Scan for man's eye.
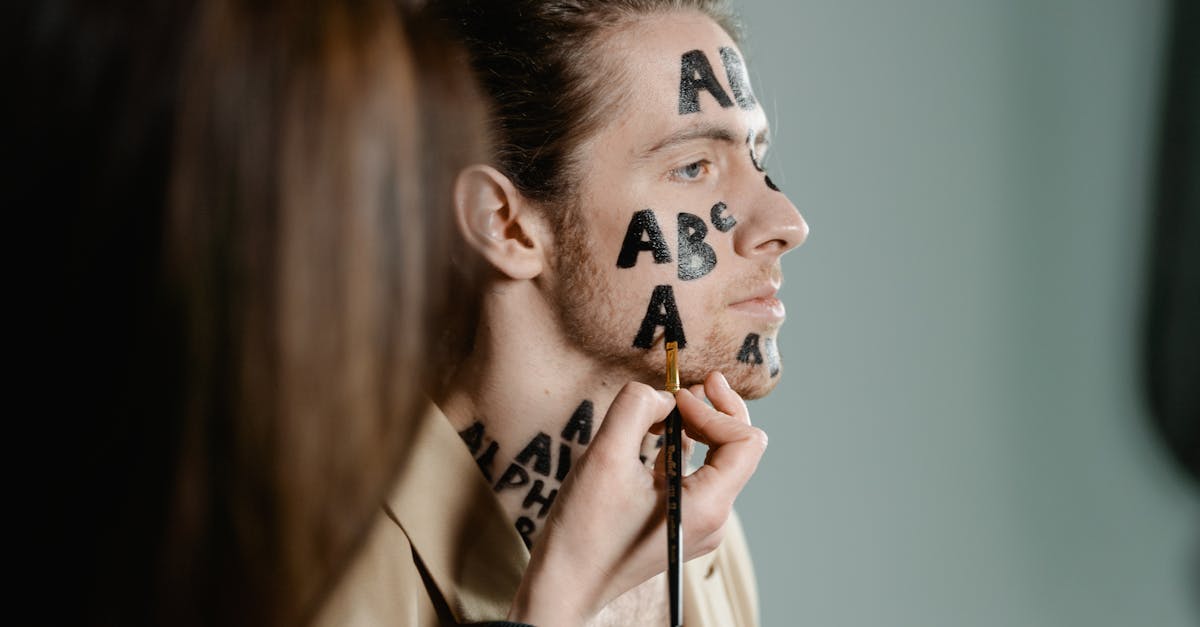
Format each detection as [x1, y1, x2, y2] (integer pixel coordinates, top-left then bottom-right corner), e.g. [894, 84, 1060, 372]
[671, 160, 710, 181]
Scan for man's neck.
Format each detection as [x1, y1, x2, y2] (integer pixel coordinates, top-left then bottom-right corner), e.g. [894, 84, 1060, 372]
[438, 281, 654, 548]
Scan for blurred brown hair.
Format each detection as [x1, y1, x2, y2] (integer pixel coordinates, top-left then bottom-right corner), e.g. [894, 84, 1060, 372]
[18, 0, 484, 624]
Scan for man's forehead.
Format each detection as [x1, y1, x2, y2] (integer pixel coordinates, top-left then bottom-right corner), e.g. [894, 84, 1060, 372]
[607, 15, 742, 104]
[597, 12, 767, 154]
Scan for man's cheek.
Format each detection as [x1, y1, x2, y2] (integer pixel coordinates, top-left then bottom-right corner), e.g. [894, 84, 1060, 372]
[632, 284, 686, 349]
[615, 207, 722, 281]
[677, 212, 716, 281]
[615, 208, 672, 269]
[615, 201, 739, 350]
[711, 201, 737, 232]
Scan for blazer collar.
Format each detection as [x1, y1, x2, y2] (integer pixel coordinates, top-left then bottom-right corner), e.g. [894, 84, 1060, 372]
[384, 403, 530, 623]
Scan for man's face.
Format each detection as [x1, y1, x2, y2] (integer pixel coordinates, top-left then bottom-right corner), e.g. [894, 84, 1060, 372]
[547, 11, 808, 399]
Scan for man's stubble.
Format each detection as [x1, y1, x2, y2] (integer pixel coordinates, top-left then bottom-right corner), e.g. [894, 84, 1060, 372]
[548, 200, 780, 400]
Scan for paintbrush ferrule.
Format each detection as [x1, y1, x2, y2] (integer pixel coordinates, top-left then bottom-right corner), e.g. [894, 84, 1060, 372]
[665, 341, 680, 392]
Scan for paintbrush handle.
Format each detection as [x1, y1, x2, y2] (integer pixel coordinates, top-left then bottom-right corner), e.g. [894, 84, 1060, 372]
[665, 405, 683, 626]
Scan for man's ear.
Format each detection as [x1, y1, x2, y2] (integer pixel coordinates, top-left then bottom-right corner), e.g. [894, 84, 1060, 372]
[453, 165, 547, 280]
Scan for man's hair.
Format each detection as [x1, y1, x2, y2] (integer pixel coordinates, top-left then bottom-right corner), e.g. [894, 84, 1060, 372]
[434, 0, 741, 227]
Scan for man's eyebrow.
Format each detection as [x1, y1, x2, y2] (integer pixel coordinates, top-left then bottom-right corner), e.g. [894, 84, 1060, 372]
[637, 124, 741, 159]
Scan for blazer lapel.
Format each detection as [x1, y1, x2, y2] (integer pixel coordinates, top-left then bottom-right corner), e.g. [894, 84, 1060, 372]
[385, 404, 530, 623]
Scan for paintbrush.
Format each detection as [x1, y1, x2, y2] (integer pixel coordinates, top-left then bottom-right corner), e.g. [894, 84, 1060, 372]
[664, 341, 683, 627]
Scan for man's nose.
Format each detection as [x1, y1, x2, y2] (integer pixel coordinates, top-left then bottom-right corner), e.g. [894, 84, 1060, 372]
[731, 180, 809, 259]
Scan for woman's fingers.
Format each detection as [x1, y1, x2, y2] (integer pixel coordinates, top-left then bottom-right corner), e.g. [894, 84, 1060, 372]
[588, 381, 675, 461]
[685, 525, 728, 560]
[674, 387, 767, 522]
[516, 376, 765, 626]
[702, 372, 750, 425]
[650, 428, 695, 481]
[674, 387, 759, 451]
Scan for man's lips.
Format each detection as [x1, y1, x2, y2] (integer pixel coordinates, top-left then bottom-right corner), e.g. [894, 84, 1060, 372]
[728, 288, 786, 321]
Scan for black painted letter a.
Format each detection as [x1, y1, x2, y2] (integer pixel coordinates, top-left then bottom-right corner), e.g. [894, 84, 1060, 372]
[633, 285, 687, 349]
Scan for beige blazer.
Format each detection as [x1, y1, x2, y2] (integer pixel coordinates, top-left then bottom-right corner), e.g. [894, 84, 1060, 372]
[316, 404, 759, 626]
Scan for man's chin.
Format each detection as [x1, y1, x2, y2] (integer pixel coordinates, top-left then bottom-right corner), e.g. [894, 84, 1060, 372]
[726, 365, 781, 401]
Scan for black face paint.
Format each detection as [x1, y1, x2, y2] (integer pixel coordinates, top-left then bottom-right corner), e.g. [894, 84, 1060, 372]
[747, 129, 781, 192]
[764, 336, 781, 377]
[677, 212, 716, 281]
[475, 442, 498, 482]
[678, 49, 733, 114]
[710, 201, 737, 232]
[639, 435, 666, 464]
[749, 145, 765, 173]
[515, 431, 553, 477]
[737, 333, 764, 364]
[555, 443, 572, 481]
[522, 479, 558, 519]
[617, 209, 672, 268]
[515, 517, 535, 549]
[719, 47, 757, 110]
[494, 401, 608, 549]
[633, 285, 687, 349]
[494, 462, 531, 492]
[459, 421, 485, 454]
[561, 400, 594, 445]
[459, 421, 499, 481]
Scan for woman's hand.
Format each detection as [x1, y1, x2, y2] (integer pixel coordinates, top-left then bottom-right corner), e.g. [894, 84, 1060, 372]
[507, 371, 767, 627]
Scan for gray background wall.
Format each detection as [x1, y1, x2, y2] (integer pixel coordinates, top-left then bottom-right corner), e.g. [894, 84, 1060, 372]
[731, 1, 1199, 625]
